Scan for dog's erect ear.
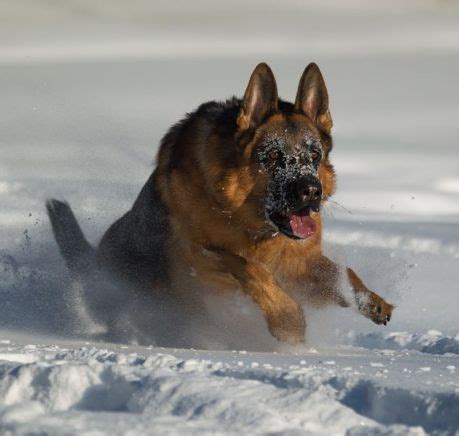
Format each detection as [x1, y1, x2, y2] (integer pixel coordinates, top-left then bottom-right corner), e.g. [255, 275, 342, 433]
[237, 63, 278, 131]
[295, 63, 333, 134]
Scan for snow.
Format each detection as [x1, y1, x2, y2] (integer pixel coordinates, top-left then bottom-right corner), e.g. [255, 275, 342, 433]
[0, 0, 458, 434]
[0, 336, 457, 435]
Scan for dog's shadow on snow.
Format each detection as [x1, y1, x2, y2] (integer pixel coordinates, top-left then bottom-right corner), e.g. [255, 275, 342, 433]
[0, 245, 79, 338]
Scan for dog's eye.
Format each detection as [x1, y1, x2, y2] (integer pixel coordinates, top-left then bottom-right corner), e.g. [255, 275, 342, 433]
[269, 150, 280, 161]
[311, 151, 321, 162]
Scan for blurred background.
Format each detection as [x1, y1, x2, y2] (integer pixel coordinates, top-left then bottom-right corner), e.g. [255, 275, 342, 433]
[0, 0, 458, 345]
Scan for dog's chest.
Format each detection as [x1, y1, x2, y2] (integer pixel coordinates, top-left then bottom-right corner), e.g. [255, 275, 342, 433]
[250, 238, 319, 284]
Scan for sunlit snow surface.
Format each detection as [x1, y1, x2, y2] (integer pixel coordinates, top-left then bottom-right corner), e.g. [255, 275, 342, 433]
[0, 1, 458, 434]
[0, 334, 457, 435]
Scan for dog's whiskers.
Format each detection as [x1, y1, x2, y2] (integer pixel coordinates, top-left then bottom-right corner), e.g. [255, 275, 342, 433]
[327, 199, 353, 215]
[322, 203, 334, 218]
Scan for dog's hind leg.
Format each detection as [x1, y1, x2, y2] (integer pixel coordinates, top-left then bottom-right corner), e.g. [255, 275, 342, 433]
[46, 199, 95, 275]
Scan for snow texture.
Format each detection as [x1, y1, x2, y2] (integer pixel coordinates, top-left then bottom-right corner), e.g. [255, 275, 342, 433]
[0, 337, 457, 435]
[0, 0, 458, 434]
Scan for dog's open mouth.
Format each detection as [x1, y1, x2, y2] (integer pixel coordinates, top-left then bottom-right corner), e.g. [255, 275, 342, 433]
[270, 206, 319, 240]
[288, 208, 317, 239]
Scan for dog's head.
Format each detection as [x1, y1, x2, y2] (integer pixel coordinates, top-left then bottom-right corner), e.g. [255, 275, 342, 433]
[236, 63, 335, 240]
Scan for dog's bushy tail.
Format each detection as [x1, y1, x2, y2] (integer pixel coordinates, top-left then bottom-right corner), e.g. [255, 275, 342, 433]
[46, 199, 95, 273]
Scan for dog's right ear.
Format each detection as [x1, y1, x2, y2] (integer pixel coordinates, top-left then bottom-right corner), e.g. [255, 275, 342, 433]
[237, 63, 278, 131]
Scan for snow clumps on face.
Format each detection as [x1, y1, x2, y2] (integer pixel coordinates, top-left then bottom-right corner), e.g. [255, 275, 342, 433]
[257, 131, 323, 215]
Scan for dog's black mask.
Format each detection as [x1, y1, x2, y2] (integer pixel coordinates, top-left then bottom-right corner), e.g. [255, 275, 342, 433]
[257, 131, 323, 239]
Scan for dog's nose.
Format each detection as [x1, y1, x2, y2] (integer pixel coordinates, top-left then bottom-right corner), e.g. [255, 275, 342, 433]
[298, 180, 322, 202]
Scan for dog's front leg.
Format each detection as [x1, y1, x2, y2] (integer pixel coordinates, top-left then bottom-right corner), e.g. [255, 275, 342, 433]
[346, 267, 394, 325]
[203, 248, 305, 344]
[310, 256, 394, 325]
[243, 261, 306, 344]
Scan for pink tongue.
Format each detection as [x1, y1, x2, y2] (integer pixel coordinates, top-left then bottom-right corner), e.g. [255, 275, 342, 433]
[289, 213, 317, 238]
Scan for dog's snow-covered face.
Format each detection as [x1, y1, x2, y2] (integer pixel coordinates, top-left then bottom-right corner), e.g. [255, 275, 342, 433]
[255, 120, 326, 239]
[236, 63, 335, 239]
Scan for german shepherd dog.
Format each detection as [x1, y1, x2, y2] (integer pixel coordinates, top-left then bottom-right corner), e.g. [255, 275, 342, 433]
[47, 63, 393, 345]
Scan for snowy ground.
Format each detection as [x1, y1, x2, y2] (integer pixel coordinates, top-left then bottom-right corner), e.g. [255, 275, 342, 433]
[0, 333, 457, 435]
[0, 1, 458, 434]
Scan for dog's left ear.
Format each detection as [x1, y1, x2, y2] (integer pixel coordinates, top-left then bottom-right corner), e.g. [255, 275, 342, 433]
[237, 63, 278, 131]
[295, 63, 333, 134]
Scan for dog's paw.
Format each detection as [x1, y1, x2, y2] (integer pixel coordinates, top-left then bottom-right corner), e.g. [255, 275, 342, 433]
[270, 325, 305, 345]
[268, 308, 305, 345]
[358, 292, 394, 326]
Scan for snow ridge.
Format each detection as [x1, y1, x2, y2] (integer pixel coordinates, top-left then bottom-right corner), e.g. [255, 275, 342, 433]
[0, 343, 457, 435]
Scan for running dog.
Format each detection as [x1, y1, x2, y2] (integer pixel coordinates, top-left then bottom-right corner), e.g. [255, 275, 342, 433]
[47, 63, 394, 344]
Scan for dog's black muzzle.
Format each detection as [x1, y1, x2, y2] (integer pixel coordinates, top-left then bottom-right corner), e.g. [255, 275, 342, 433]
[284, 176, 322, 213]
